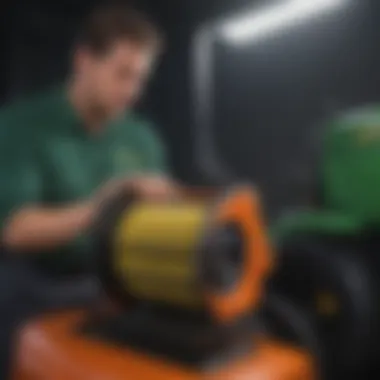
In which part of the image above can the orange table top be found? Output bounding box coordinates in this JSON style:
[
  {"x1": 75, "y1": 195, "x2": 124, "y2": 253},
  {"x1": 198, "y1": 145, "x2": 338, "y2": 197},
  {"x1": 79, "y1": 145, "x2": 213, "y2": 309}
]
[{"x1": 13, "y1": 311, "x2": 315, "y2": 380}]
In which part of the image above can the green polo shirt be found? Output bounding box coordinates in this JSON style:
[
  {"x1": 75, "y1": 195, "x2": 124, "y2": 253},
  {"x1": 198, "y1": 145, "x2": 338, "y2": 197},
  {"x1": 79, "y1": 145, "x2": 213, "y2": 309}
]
[{"x1": 0, "y1": 86, "x2": 166, "y2": 273}]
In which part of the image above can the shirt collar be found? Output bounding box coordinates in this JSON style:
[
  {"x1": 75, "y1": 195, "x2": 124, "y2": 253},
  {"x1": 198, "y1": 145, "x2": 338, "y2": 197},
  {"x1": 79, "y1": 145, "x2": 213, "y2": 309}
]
[{"x1": 54, "y1": 84, "x2": 126, "y2": 139}]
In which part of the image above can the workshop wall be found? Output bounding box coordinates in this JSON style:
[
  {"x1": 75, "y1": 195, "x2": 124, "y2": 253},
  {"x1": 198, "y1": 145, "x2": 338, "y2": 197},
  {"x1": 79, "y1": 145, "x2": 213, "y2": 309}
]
[{"x1": 213, "y1": 0, "x2": 380, "y2": 215}]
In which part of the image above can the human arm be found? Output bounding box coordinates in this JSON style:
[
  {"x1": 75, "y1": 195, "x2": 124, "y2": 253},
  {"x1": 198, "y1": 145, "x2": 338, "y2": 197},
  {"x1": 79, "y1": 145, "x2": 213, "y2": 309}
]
[
  {"x1": 1, "y1": 117, "x2": 176, "y2": 253},
  {"x1": 3, "y1": 202, "x2": 95, "y2": 252},
  {"x1": 0, "y1": 123, "x2": 98, "y2": 253}
]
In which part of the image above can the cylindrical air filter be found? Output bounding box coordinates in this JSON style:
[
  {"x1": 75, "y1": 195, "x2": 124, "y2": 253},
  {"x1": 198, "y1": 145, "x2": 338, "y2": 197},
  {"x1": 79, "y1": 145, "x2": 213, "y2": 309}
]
[{"x1": 96, "y1": 186, "x2": 272, "y2": 324}]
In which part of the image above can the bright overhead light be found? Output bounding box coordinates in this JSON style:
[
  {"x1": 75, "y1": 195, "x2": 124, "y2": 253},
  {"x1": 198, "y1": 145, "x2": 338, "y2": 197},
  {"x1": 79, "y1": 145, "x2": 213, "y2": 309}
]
[{"x1": 220, "y1": 0, "x2": 348, "y2": 45}]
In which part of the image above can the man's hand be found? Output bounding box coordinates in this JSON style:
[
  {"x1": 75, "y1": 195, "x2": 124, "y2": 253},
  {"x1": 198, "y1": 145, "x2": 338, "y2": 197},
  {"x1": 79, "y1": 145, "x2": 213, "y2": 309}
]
[
  {"x1": 91, "y1": 175, "x2": 179, "y2": 210},
  {"x1": 124, "y1": 175, "x2": 180, "y2": 201}
]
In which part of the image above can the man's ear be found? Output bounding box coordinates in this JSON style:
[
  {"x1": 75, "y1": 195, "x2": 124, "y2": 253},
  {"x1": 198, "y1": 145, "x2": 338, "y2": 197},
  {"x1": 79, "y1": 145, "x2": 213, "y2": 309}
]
[{"x1": 73, "y1": 46, "x2": 93, "y2": 75}]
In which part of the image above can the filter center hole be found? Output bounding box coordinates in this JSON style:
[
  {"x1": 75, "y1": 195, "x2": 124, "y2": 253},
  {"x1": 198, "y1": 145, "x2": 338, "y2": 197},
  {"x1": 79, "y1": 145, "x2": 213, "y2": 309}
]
[{"x1": 201, "y1": 223, "x2": 244, "y2": 291}]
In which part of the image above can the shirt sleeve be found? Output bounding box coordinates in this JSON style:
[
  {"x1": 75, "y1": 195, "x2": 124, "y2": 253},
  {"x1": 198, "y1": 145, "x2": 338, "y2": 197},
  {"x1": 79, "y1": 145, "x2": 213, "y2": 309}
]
[{"x1": 0, "y1": 126, "x2": 43, "y2": 230}]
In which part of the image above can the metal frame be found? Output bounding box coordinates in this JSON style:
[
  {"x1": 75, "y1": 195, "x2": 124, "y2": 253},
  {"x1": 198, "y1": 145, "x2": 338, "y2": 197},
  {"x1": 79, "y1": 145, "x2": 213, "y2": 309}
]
[{"x1": 191, "y1": 21, "x2": 236, "y2": 185}]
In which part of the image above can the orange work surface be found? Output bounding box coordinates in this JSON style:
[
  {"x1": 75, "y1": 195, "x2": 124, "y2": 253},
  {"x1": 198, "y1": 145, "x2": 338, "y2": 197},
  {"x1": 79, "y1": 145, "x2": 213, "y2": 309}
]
[{"x1": 13, "y1": 312, "x2": 315, "y2": 380}]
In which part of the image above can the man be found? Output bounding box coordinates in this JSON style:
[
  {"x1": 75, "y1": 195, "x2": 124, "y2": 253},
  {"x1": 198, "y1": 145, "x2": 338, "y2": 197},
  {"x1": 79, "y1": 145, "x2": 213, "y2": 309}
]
[
  {"x1": 0, "y1": 5, "x2": 176, "y2": 269},
  {"x1": 0, "y1": 4, "x2": 175, "y2": 376}
]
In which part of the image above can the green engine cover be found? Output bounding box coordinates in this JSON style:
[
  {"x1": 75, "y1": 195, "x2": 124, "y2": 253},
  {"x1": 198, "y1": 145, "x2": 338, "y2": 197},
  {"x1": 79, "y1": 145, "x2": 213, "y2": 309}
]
[
  {"x1": 274, "y1": 105, "x2": 380, "y2": 242},
  {"x1": 323, "y1": 106, "x2": 380, "y2": 223}
]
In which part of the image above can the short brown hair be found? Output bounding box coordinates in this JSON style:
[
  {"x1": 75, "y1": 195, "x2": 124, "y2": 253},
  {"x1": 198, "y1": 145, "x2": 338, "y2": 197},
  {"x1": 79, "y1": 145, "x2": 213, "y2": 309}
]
[{"x1": 76, "y1": 4, "x2": 164, "y2": 55}]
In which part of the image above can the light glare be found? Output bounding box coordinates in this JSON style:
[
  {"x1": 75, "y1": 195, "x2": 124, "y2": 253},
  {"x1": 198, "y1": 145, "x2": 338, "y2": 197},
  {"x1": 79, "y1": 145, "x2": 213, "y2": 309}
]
[{"x1": 220, "y1": 0, "x2": 348, "y2": 45}]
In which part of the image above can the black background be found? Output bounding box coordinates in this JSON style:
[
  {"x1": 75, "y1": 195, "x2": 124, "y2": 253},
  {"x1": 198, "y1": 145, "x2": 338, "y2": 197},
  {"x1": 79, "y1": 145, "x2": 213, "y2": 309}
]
[{"x1": 2, "y1": 0, "x2": 380, "y2": 218}]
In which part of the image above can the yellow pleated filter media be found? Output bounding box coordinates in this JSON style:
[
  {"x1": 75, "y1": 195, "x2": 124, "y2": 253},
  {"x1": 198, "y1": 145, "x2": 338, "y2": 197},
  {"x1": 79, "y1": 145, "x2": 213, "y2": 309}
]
[{"x1": 112, "y1": 202, "x2": 209, "y2": 309}]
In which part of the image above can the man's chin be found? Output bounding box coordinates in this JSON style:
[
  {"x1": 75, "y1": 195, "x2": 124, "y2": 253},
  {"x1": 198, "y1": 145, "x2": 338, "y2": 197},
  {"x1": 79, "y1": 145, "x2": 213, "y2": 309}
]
[{"x1": 109, "y1": 106, "x2": 129, "y2": 119}]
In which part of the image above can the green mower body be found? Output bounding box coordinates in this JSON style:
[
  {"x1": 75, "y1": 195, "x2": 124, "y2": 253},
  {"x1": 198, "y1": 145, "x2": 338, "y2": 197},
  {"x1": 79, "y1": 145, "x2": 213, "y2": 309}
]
[{"x1": 275, "y1": 105, "x2": 380, "y2": 242}]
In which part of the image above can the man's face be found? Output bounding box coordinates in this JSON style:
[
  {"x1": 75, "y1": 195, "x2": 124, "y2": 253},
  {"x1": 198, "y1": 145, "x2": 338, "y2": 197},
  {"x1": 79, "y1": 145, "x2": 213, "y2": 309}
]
[{"x1": 76, "y1": 40, "x2": 156, "y2": 117}]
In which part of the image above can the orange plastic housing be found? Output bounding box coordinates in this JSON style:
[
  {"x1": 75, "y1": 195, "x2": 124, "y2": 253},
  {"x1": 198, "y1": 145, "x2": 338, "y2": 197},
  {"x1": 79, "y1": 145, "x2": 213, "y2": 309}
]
[
  {"x1": 12, "y1": 311, "x2": 314, "y2": 380},
  {"x1": 208, "y1": 187, "x2": 272, "y2": 323}
]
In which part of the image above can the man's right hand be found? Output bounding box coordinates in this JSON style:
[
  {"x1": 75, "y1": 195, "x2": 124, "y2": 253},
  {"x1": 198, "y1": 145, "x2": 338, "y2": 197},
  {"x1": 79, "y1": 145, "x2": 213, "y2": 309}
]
[
  {"x1": 121, "y1": 175, "x2": 179, "y2": 201},
  {"x1": 92, "y1": 175, "x2": 179, "y2": 208}
]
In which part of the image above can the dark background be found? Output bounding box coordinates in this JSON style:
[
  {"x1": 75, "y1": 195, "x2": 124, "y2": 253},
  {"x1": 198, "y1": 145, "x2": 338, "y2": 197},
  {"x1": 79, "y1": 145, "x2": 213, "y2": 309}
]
[
  {"x1": 2, "y1": 0, "x2": 380, "y2": 219},
  {"x1": 214, "y1": 0, "x2": 380, "y2": 215}
]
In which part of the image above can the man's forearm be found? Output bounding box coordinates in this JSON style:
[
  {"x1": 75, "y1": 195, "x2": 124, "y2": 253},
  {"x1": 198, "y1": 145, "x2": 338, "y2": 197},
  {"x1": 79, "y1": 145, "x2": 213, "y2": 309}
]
[
  {"x1": 1, "y1": 175, "x2": 178, "y2": 254},
  {"x1": 2, "y1": 202, "x2": 95, "y2": 252}
]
